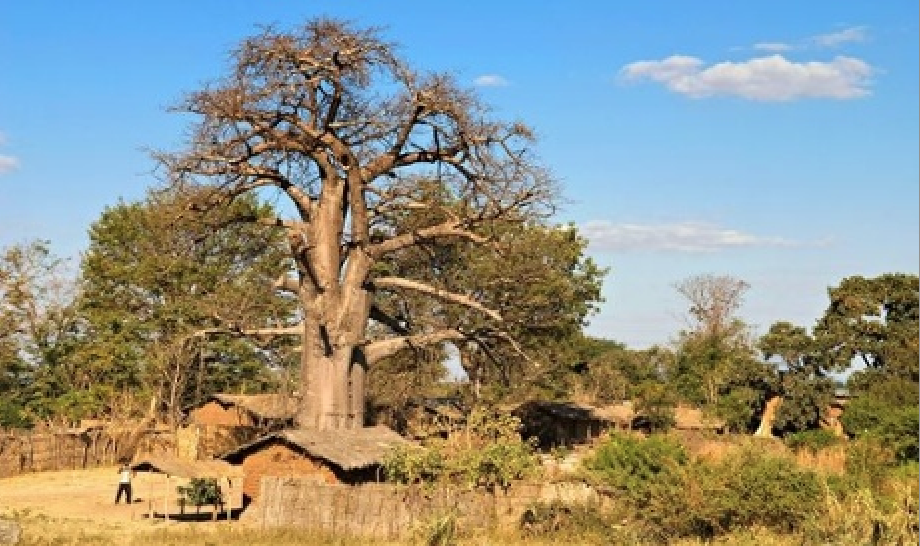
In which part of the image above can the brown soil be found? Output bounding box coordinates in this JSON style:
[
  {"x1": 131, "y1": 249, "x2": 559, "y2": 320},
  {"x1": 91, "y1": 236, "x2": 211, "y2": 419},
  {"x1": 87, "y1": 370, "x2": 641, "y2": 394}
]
[{"x1": 0, "y1": 466, "x2": 239, "y2": 538}]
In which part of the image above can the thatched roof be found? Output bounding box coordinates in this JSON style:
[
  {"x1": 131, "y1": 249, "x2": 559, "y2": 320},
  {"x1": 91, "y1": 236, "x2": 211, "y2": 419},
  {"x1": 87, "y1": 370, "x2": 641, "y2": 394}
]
[
  {"x1": 131, "y1": 452, "x2": 244, "y2": 479},
  {"x1": 511, "y1": 400, "x2": 615, "y2": 423},
  {"x1": 593, "y1": 402, "x2": 636, "y2": 425},
  {"x1": 673, "y1": 406, "x2": 726, "y2": 430},
  {"x1": 220, "y1": 425, "x2": 411, "y2": 471},
  {"x1": 207, "y1": 393, "x2": 297, "y2": 421}
]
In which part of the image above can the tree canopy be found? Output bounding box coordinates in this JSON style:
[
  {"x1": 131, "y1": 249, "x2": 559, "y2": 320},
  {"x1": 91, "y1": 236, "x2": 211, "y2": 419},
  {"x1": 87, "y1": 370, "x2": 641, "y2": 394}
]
[{"x1": 159, "y1": 18, "x2": 565, "y2": 429}]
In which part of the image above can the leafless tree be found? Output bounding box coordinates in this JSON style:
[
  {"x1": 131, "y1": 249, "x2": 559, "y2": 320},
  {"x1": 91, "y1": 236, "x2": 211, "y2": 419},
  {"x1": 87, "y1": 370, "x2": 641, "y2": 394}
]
[
  {"x1": 675, "y1": 274, "x2": 750, "y2": 339},
  {"x1": 160, "y1": 19, "x2": 558, "y2": 429}
]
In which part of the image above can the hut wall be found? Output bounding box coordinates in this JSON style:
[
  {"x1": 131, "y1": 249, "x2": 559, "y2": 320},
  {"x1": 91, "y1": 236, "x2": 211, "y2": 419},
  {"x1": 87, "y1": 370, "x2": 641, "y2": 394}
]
[
  {"x1": 176, "y1": 424, "x2": 261, "y2": 461},
  {"x1": 188, "y1": 402, "x2": 254, "y2": 427},
  {"x1": 238, "y1": 443, "x2": 339, "y2": 500}
]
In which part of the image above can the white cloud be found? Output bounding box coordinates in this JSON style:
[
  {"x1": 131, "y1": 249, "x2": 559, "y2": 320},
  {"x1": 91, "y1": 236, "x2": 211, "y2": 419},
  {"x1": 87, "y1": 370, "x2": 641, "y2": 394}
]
[
  {"x1": 473, "y1": 74, "x2": 509, "y2": 87},
  {"x1": 814, "y1": 26, "x2": 867, "y2": 48},
  {"x1": 620, "y1": 54, "x2": 873, "y2": 101},
  {"x1": 0, "y1": 132, "x2": 18, "y2": 174},
  {"x1": 753, "y1": 42, "x2": 793, "y2": 52},
  {"x1": 0, "y1": 155, "x2": 19, "y2": 174},
  {"x1": 581, "y1": 221, "x2": 796, "y2": 253}
]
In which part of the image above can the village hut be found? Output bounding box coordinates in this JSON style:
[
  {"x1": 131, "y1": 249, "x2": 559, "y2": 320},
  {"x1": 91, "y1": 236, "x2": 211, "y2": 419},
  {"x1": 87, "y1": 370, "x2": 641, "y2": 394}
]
[
  {"x1": 594, "y1": 401, "x2": 637, "y2": 431},
  {"x1": 219, "y1": 425, "x2": 411, "y2": 502},
  {"x1": 672, "y1": 405, "x2": 727, "y2": 433},
  {"x1": 130, "y1": 452, "x2": 245, "y2": 520},
  {"x1": 511, "y1": 400, "x2": 614, "y2": 449},
  {"x1": 187, "y1": 393, "x2": 297, "y2": 428},
  {"x1": 178, "y1": 394, "x2": 299, "y2": 460}
]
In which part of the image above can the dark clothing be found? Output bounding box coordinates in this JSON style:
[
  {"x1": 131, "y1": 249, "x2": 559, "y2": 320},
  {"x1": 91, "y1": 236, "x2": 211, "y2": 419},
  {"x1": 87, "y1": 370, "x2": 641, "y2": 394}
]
[
  {"x1": 115, "y1": 482, "x2": 132, "y2": 504},
  {"x1": 115, "y1": 465, "x2": 133, "y2": 504}
]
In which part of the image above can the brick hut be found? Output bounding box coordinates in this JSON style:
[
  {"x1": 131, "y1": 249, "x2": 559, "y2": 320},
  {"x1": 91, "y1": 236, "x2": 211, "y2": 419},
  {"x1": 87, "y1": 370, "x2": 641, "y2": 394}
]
[
  {"x1": 219, "y1": 425, "x2": 411, "y2": 502},
  {"x1": 187, "y1": 393, "x2": 297, "y2": 428}
]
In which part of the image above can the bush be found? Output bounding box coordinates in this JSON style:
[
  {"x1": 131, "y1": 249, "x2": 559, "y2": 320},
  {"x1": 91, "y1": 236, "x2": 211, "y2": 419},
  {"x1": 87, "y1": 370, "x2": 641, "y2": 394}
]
[
  {"x1": 0, "y1": 399, "x2": 32, "y2": 429},
  {"x1": 584, "y1": 433, "x2": 824, "y2": 541},
  {"x1": 176, "y1": 478, "x2": 223, "y2": 507},
  {"x1": 842, "y1": 378, "x2": 919, "y2": 463},
  {"x1": 581, "y1": 432, "x2": 687, "y2": 506},
  {"x1": 382, "y1": 407, "x2": 537, "y2": 490},
  {"x1": 785, "y1": 428, "x2": 841, "y2": 455}
]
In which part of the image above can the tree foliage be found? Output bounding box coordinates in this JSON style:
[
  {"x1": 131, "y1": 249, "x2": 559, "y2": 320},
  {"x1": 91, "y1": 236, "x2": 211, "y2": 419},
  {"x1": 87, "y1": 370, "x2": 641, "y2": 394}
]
[
  {"x1": 76, "y1": 187, "x2": 295, "y2": 424},
  {"x1": 669, "y1": 274, "x2": 774, "y2": 432},
  {"x1": 0, "y1": 240, "x2": 80, "y2": 425},
  {"x1": 813, "y1": 273, "x2": 919, "y2": 381}
]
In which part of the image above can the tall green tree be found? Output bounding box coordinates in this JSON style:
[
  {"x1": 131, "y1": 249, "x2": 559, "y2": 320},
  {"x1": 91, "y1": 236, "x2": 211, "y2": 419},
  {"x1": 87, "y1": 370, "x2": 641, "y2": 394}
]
[
  {"x1": 0, "y1": 240, "x2": 80, "y2": 425},
  {"x1": 77, "y1": 187, "x2": 295, "y2": 425},
  {"x1": 444, "y1": 223, "x2": 607, "y2": 402},
  {"x1": 813, "y1": 273, "x2": 919, "y2": 383},
  {"x1": 810, "y1": 274, "x2": 919, "y2": 460},
  {"x1": 160, "y1": 19, "x2": 563, "y2": 429},
  {"x1": 757, "y1": 322, "x2": 834, "y2": 434}
]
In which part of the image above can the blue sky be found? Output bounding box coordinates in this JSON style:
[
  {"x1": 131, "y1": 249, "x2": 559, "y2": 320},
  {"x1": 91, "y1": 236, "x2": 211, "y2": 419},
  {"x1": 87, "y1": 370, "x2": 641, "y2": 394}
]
[{"x1": 1, "y1": 1, "x2": 917, "y2": 350}]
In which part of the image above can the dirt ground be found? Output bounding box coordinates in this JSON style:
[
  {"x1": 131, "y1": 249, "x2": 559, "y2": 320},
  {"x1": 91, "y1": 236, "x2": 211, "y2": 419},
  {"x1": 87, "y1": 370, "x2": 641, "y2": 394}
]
[{"x1": 0, "y1": 466, "x2": 240, "y2": 539}]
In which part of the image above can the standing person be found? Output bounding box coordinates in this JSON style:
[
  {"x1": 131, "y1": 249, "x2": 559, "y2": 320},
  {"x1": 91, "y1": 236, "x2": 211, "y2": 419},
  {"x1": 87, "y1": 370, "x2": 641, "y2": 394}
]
[{"x1": 115, "y1": 462, "x2": 133, "y2": 504}]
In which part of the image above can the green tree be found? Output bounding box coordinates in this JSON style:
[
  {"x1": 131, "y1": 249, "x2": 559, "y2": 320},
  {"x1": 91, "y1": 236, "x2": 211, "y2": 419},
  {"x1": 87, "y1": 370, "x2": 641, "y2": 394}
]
[
  {"x1": 447, "y1": 223, "x2": 607, "y2": 402},
  {"x1": 161, "y1": 19, "x2": 567, "y2": 429},
  {"x1": 813, "y1": 273, "x2": 919, "y2": 381},
  {"x1": 758, "y1": 322, "x2": 834, "y2": 434},
  {"x1": 0, "y1": 240, "x2": 81, "y2": 425},
  {"x1": 669, "y1": 274, "x2": 775, "y2": 432},
  {"x1": 571, "y1": 340, "x2": 668, "y2": 405},
  {"x1": 77, "y1": 187, "x2": 295, "y2": 424},
  {"x1": 814, "y1": 274, "x2": 918, "y2": 458}
]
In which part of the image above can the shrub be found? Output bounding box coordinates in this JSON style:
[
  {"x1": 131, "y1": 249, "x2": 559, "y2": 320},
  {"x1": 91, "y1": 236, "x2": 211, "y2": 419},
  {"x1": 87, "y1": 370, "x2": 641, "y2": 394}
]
[
  {"x1": 785, "y1": 428, "x2": 841, "y2": 455},
  {"x1": 581, "y1": 432, "x2": 688, "y2": 506},
  {"x1": 176, "y1": 478, "x2": 223, "y2": 508},
  {"x1": 382, "y1": 407, "x2": 537, "y2": 490},
  {"x1": 842, "y1": 379, "x2": 920, "y2": 463},
  {"x1": 382, "y1": 445, "x2": 446, "y2": 486},
  {"x1": 585, "y1": 434, "x2": 824, "y2": 541}
]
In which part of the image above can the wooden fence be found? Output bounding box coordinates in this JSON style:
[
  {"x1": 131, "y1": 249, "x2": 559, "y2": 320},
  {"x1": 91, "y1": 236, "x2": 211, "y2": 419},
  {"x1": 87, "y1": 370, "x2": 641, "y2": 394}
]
[
  {"x1": 245, "y1": 478, "x2": 600, "y2": 538},
  {"x1": 0, "y1": 427, "x2": 174, "y2": 477},
  {"x1": 0, "y1": 423, "x2": 265, "y2": 477}
]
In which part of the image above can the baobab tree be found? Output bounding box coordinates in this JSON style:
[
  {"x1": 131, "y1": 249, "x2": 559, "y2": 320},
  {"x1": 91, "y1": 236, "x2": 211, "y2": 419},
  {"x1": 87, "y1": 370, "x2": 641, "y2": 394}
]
[{"x1": 160, "y1": 19, "x2": 559, "y2": 429}]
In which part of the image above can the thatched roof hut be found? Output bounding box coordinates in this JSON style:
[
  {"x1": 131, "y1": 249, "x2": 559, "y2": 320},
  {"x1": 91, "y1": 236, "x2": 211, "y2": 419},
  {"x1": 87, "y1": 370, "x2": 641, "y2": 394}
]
[
  {"x1": 187, "y1": 393, "x2": 297, "y2": 427},
  {"x1": 511, "y1": 400, "x2": 615, "y2": 449},
  {"x1": 129, "y1": 452, "x2": 245, "y2": 519},
  {"x1": 220, "y1": 425, "x2": 411, "y2": 501},
  {"x1": 593, "y1": 401, "x2": 637, "y2": 428},
  {"x1": 672, "y1": 405, "x2": 726, "y2": 432},
  {"x1": 130, "y1": 453, "x2": 244, "y2": 480}
]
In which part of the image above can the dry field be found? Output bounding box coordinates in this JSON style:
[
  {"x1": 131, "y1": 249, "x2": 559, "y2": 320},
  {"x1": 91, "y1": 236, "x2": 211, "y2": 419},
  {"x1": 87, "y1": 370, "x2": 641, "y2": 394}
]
[{"x1": 0, "y1": 466, "x2": 272, "y2": 545}]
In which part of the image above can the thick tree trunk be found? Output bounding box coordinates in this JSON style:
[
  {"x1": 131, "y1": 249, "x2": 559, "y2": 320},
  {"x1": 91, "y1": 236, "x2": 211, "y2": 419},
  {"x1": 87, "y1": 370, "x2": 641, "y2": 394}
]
[{"x1": 296, "y1": 326, "x2": 366, "y2": 430}]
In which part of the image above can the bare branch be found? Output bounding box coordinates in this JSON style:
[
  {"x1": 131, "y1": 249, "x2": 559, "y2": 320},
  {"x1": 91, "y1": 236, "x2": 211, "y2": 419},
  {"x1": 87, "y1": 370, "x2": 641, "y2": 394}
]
[
  {"x1": 368, "y1": 220, "x2": 490, "y2": 258},
  {"x1": 370, "y1": 276, "x2": 502, "y2": 322},
  {"x1": 363, "y1": 328, "x2": 468, "y2": 364}
]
